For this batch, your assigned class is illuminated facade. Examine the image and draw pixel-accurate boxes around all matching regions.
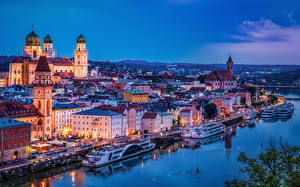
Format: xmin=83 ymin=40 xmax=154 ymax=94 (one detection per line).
xmin=72 ymin=109 xmax=126 ymax=139
xmin=32 ymin=56 xmax=53 ymax=140
xmin=123 ymin=89 xmax=148 ymax=103
xmin=74 ymin=34 xmax=88 ymax=78
xmin=8 ymin=30 xmax=88 ymax=86
xmin=52 ymin=104 xmax=87 ymax=136
xmin=0 ymin=118 xmax=31 ymax=162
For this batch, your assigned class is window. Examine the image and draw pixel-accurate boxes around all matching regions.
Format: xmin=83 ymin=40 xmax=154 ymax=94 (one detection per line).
xmin=33 ymin=50 xmax=37 ymax=58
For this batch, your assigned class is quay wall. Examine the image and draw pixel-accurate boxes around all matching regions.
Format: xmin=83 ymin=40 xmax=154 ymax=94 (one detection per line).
xmin=0 ymin=153 xmax=83 ymax=182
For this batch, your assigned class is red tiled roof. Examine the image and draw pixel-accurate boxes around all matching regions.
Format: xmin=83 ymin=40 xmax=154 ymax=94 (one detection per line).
xmin=48 ymin=57 xmax=73 ymax=66
xmin=0 ymin=101 xmax=42 ymax=118
xmin=36 ymin=56 xmax=51 ymax=72
xmin=143 ymin=112 xmax=158 ymax=119
xmin=53 ymin=72 xmax=74 ymax=79
xmin=205 ymin=70 xmax=235 ymax=81
xmin=11 ymin=56 xmax=32 ymax=63
xmin=180 ymin=109 xmax=191 ymax=113
xmin=108 ymin=82 xmax=128 ymax=90
xmin=95 ymin=105 xmax=126 ymax=114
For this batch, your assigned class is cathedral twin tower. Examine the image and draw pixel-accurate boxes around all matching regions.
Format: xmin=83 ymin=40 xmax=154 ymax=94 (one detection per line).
xmin=23 ymin=29 xmax=88 ymax=78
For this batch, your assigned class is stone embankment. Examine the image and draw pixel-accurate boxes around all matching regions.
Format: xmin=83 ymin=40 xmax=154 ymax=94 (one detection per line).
xmin=0 ymin=153 xmax=83 ymax=182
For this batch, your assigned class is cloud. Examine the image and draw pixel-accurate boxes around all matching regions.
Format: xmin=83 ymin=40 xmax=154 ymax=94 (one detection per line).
xmin=182 ymin=19 xmax=300 ymax=65
xmin=231 ymin=19 xmax=293 ymax=42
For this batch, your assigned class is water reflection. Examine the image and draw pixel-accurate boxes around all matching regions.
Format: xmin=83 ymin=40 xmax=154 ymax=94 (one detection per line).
xmin=16 ymin=92 xmax=300 ymax=186
xmin=85 ymin=153 xmax=153 ymax=178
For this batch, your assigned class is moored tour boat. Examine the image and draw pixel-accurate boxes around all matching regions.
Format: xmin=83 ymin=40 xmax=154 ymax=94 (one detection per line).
xmin=82 ymin=139 xmax=155 ymax=167
xmin=182 ymin=122 xmax=225 ymax=139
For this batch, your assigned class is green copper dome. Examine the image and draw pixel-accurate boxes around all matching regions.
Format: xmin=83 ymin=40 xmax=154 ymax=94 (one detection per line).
xmin=76 ymin=34 xmax=86 ymax=43
xmin=44 ymin=34 xmax=53 ymax=43
xmin=25 ymin=31 xmax=40 ymax=46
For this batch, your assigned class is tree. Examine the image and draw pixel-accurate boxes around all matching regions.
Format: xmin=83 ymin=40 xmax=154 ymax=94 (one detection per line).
xmin=177 ymin=116 xmax=181 ymax=126
xmin=172 ymin=119 xmax=177 ymax=127
xmin=246 ymin=86 xmax=257 ymax=98
xmin=204 ymin=103 xmax=217 ymax=119
xmin=197 ymin=74 xmax=207 ymax=83
xmin=225 ymin=138 xmax=300 ymax=187
xmin=268 ymin=94 xmax=278 ymax=104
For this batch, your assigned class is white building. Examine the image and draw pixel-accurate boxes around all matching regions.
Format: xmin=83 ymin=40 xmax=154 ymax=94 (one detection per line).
xmin=52 ymin=103 xmax=88 ymax=136
xmin=222 ymin=97 xmax=233 ymax=112
xmin=142 ymin=112 xmax=172 ymax=133
xmin=72 ymin=109 xmax=126 ymax=139
xmin=179 ymin=109 xmax=193 ymax=126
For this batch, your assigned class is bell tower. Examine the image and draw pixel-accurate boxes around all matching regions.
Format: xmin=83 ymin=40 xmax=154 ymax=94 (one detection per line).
xmin=74 ymin=34 xmax=88 ymax=78
xmin=43 ymin=34 xmax=55 ymax=58
xmin=23 ymin=28 xmax=43 ymax=59
xmin=226 ymin=55 xmax=234 ymax=74
xmin=33 ymin=56 xmax=53 ymax=140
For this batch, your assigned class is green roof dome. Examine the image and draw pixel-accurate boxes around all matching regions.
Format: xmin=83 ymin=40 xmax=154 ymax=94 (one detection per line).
xmin=76 ymin=34 xmax=86 ymax=43
xmin=25 ymin=31 xmax=40 ymax=46
xmin=44 ymin=34 xmax=53 ymax=43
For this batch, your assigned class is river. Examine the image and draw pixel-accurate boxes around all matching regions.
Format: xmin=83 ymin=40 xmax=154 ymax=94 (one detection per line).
xmin=15 ymin=89 xmax=300 ymax=187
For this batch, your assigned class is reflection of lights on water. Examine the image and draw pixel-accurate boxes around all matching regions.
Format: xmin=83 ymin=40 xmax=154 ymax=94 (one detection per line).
xmin=168 ymin=149 xmax=171 ymax=155
xmin=153 ymin=154 xmax=156 ymax=160
xmin=141 ymin=162 xmax=144 ymax=168
xmin=70 ymin=171 xmax=75 ymax=183
xmin=31 ymin=184 xmax=34 ymax=187
xmin=181 ymin=144 xmax=184 ymax=148
xmin=40 ymin=181 xmax=45 ymax=187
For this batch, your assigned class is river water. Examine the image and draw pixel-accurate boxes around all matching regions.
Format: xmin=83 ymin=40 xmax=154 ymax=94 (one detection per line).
xmin=16 ymin=89 xmax=300 ymax=187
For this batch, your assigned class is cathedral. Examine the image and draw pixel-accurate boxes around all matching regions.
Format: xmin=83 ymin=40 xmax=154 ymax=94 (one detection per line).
xmin=8 ymin=30 xmax=88 ymax=86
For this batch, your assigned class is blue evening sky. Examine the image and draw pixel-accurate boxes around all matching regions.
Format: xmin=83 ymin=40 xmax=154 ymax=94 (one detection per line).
xmin=0 ymin=0 xmax=299 ymax=64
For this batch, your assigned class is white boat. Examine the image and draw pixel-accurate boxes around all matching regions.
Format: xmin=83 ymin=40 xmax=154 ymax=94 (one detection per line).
xmin=182 ymin=123 xmax=225 ymax=139
xmin=280 ymin=103 xmax=294 ymax=110
xmin=244 ymin=110 xmax=257 ymax=120
xmin=82 ymin=139 xmax=155 ymax=167
xmin=276 ymin=107 xmax=292 ymax=119
xmin=261 ymin=107 xmax=276 ymax=118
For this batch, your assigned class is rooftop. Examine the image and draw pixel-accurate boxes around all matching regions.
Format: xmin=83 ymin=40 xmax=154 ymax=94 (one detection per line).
xmin=36 ymin=56 xmax=51 ymax=72
xmin=124 ymin=89 xmax=147 ymax=95
xmin=74 ymin=109 xmax=121 ymax=116
xmin=52 ymin=103 xmax=83 ymax=110
xmin=0 ymin=117 xmax=31 ymax=129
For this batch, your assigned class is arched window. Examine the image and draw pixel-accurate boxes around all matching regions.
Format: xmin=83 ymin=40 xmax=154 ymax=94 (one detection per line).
xmin=47 ymin=100 xmax=51 ymax=116
xmin=37 ymin=100 xmax=41 ymax=110
xmin=33 ymin=50 xmax=37 ymax=58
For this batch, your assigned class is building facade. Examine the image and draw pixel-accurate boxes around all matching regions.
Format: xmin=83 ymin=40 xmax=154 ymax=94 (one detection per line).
xmin=52 ymin=103 xmax=87 ymax=136
xmin=32 ymin=56 xmax=53 ymax=140
xmin=0 ymin=118 xmax=31 ymax=162
xmin=205 ymin=56 xmax=237 ymax=90
xmin=123 ymin=89 xmax=149 ymax=103
xmin=72 ymin=109 xmax=126 ymax=139
xmin=8 ymin=30 xmax=88 ymax=87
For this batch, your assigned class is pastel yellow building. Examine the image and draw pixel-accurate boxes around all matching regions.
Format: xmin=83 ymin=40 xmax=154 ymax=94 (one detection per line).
xmin=123 ymin=89 xmax=148 ymax=103
xmin=8 ymin=30 xmax=88 ymax=86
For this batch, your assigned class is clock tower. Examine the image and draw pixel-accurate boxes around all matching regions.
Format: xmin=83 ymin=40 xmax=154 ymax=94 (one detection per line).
xmin=33 ymin=56 xmax=53 ymax=140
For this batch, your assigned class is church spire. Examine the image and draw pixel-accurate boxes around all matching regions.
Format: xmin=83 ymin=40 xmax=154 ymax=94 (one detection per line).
xmin=226 ymin=55 xmax=234 ymax=73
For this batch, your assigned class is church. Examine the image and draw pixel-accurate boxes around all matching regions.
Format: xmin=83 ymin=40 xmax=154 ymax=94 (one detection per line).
xmin=205 ymin=56 xmax=237 ymax=90
xmin=8 ymin=30 xmax=88 ymax=86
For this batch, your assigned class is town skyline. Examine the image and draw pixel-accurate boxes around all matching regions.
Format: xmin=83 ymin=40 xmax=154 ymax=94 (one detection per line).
xmin=0 ymin=0 xmax=300 ymax=65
